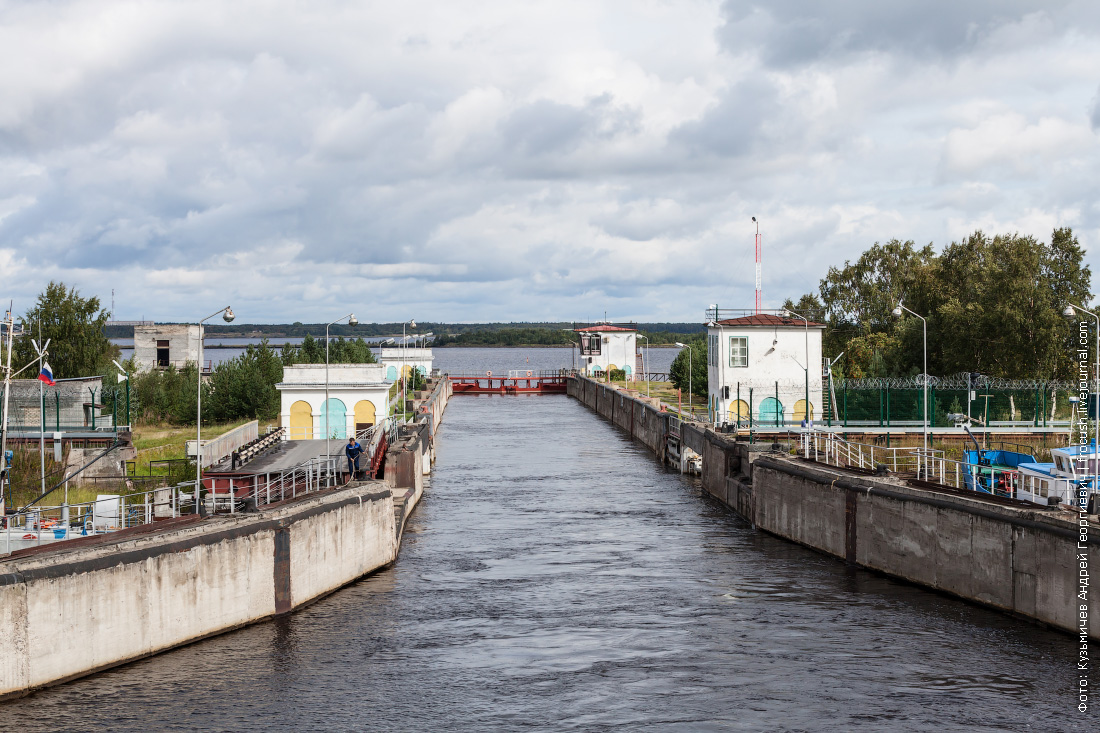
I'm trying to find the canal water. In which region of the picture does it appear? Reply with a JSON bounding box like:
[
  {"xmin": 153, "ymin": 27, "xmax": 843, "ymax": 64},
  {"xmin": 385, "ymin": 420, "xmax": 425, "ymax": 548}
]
[{"xmin": 4, "ymin": 396, "xmax": 1082, "ymax": 730}]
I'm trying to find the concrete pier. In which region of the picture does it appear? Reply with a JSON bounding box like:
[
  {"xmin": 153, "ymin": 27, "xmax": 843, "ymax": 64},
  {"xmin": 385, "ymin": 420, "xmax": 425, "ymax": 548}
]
[
  {"xmin": 567, "ymin": 374, "xmax": 1099, "ymax": 638},
  {"xmin": 0, "ymin": 377, "xmax": 452, "ymax": 701},
  {"xmin": 0, "ymin": 485, "xmax": 396, "ymax": 699}
]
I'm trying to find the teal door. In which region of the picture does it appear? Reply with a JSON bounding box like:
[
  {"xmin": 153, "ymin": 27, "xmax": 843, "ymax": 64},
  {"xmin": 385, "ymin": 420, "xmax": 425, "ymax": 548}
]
[
  {"xmin": 320, "ymin": 398, "xmax": 347, "ymax": 439},
  {"xmin": 759, "ymin": 397, "xmax": 784, "ymax": 426}
]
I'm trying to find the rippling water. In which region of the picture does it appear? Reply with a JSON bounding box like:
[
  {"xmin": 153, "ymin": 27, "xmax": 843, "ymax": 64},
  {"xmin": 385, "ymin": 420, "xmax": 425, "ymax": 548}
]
[{"xmin": 4, "ymin": 396, "xmax": 1083, "ymax": 730}]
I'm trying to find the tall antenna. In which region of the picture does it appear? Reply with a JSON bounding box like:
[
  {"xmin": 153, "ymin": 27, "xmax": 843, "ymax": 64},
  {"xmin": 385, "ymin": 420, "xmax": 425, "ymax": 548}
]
[
  {"xmin": 111, "ymin": 288, "xmax": 115, "ymax": 315},
  {"xmin": 752, "ymin": 217, "xmax": 761, "ymax": 313}
]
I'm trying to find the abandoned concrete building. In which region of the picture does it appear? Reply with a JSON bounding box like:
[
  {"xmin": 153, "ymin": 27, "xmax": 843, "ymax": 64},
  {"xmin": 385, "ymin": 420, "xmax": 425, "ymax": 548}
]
[{"xmin": 133, "ymin": 325, "xmax": 203, "ymax": 371}]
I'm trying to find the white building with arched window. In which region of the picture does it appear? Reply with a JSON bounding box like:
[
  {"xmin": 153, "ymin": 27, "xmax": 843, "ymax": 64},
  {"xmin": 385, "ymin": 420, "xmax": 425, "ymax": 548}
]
[
  {"xmin": 277, "ymin": 364, "xmax": 391, "ymax": 440},
  {"xmin": 706, "ymin": 313, "xmax": 824, "ymax": 427}
]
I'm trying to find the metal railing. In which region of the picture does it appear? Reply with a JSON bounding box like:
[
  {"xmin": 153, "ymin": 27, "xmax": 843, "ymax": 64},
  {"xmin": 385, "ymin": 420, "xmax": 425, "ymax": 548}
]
[
  {"xmin": 803, "ymin": 430, "xmax": 933, "ymax": 475},
  {"xmin": 795, "ymin": 429, "xmax": 1073, "ymax": 503},
  {"xmin": 448, "ymin": 370, "xmax": 567, "ymax": 379},
  {"xmin": 1, "ymin": 451, "xmax": 344, "ymax": 557},
  {"xmin": 185, "ymin": 420, "xmax": 260, "ymax": 468}
]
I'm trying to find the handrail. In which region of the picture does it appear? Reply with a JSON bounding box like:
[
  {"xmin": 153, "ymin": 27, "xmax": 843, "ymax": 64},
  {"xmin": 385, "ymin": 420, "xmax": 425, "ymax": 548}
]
[{"xmin": 2, "ymin": 444, "xmax": 346, "ymax": 557}]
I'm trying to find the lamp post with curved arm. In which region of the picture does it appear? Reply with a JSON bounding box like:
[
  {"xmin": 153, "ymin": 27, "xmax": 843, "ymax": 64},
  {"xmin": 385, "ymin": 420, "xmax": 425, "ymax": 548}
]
[
  {"xmin": 637, "ymin": 334, "xmax": 649, "ymax": 397},
  {"xmin": 195, "ymin": 306, "xmax": 235, "ymax": 514},
  {"xmin": 325, "ymin": 313, "xmax": 358, "ymax": 461},
  {"xmin": 675, "ymin": 342, "xmax": 691, "ymax": 418},
  {"xmin": 892, "ymin": 302, "xmax": 927, "ymax": 455},
  {"xmin": 783, "ymin": 309, "xmax": 811, "ymax": 427},
  {"xmin": 402, "ymin": 319, "xmax": 416, "ymax": 418}
]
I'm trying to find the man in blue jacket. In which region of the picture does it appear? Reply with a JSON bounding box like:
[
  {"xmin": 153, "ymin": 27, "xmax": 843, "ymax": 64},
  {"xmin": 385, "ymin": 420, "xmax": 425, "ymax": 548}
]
[{"xmin": 345, "ymin": 437, "xmax": 364, "ymax": 483}]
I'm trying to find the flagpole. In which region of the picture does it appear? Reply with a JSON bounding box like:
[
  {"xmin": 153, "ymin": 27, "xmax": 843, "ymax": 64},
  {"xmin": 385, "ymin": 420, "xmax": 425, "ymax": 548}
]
[{"xmin": 36, "ymin": 322, "xmax": 45, "ymax": 498}]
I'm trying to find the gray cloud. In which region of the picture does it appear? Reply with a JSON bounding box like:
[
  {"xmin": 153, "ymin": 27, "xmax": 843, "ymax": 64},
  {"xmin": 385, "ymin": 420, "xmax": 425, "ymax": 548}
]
[
  {"xmin": 717, "ymin": 0, "xmax": 1071, "ymax": 67},
  {"xmin": 0, "ymin": 0, "xmax": 1097, "ymax": 323},
  {"xmin": 670, "ymin": 79, "xmax": 781, "ymax": 158}
]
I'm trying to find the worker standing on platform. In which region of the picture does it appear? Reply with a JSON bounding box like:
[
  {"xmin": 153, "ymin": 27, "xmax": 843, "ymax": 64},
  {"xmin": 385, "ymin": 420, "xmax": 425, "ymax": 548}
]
[{"xmin": 345, "ymin": 436, "xmax": 364, "ymax": 483}]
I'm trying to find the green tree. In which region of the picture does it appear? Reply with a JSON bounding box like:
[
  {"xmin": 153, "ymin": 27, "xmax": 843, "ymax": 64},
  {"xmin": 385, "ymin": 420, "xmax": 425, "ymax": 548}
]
[
  {"xmin": 130, "ymin": 364, "xmax": 198, "ymax": 424},
  {"xmin": 790, "ymin": 229, "xmax": 1090, "ymax": 382},
  {"xmin": 206, "ymin": 340, "xmax": 283, "ymax": 422},
  {"xmin": 281, "ymin": 335, "xmax": 376, "ymax": 366},
  {"xmin": 14, "ymin": 282, "xmax": 117, "ymax": 380},
  {"xmin": 936, "ymin": 230, "xmax": 1089, "ymax": 379},
  {"xmin": 300, "ymin": 333, "xmax": 323, "ymax": 363},
  {"xmin": 669, "ymin": 337, "xmax": 707, "ymax": 398}
]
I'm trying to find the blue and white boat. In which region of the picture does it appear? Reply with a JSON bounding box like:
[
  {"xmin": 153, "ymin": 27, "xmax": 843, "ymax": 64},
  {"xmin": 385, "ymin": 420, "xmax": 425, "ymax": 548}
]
[
  {"xmin": 1016, "ymin": 443, "xmax": 1100, "ymax": 509},
  {"xmin": 962, "ymin": 442, "xmax": 1036, "ymax": 496}
]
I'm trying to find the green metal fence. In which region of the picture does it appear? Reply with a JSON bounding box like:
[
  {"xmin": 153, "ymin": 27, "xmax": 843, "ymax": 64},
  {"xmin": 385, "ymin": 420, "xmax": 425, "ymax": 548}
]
[{"xmin": 827, "ymin": 375, "xmax": 1077, "ymax": 428}]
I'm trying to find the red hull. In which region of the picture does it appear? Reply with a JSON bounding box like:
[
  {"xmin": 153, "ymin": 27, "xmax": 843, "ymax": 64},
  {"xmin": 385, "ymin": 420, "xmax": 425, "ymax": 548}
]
[{"xmin": 450, "ymin": 376, "xmax": 568, "ymax": 395}]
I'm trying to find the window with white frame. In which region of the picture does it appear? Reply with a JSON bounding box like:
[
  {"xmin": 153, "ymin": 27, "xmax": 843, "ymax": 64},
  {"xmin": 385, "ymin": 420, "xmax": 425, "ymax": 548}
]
[
  {"xmin": 729, "ymin": 337, "xmax": 748, "ymax": 367},
  {"xmin": 708, "ymin": 334, "xmax": 719, "ymax": 366}
]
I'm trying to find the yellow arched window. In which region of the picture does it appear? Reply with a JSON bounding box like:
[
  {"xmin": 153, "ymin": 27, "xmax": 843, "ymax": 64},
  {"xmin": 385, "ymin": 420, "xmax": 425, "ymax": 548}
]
[
  {"xmin": 793, "ymin": 399, "xmax": 815, "ymax": 422},
  {"xmin": 289, "ymin": 401, "xmax": 313, "ymax": 440},
  {"xmin": 728, "ymin": 399, "xmax": 750, "ymax": 424},
  {"xmin": 354, "ymin": 400, "xmax": 377, "ymax": 433}
]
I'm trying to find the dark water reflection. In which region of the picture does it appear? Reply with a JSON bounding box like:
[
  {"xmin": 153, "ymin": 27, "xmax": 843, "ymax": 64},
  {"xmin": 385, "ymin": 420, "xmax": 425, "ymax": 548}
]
[{"xmin": 4, "ymin": 396, "xmax": 1084, "ymax": 731}]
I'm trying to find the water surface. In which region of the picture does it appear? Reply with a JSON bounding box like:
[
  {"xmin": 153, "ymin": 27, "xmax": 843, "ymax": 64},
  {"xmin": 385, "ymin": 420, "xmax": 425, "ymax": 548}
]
[{"xmin": 3, "ymin": 396, "xmax": 1081, "ymax": 730}]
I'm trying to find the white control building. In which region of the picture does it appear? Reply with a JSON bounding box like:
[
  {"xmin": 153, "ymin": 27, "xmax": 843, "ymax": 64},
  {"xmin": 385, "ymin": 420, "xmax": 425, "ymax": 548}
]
[
  {"xmin": 276, "ymin": 364, "xmax": 391, "ymax": 440},
  {"xmin": 575, "ymin": 324, "xmax": 640, "ymax": 380},
  {"xmin": 706, "ymin": 312, "xmax": 824, "ymax": 427}
]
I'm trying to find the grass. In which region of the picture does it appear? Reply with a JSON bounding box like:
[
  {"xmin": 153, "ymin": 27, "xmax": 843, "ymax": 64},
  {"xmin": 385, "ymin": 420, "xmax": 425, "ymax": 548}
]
[
  {"xmin": 6, "ymin": 418, "xmax": 257, "ymax": 511},
  {"xmin": 600, "ymin": 379, "xmax": 707, "ymax": 415},
  {"xmin": 129, "ymin": 419, "xmax": 254, "ymax": 475}
]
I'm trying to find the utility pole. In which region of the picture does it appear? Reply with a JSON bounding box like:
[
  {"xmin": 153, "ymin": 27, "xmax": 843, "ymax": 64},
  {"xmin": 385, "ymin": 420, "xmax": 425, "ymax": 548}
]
[{"xmin": 0, "ymin": 310, "xmax": 14, "ymax": 518}]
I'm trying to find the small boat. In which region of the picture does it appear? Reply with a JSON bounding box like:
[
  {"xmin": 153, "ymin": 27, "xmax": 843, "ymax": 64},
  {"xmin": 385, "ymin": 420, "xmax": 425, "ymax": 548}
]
[
  {"xmin": 1016, "ymin": 442, "xmax": 1100, "ymax": 510},
  {"xmin": 961, "ymin": 428, "xmax": 1036, "ymax": 498}
]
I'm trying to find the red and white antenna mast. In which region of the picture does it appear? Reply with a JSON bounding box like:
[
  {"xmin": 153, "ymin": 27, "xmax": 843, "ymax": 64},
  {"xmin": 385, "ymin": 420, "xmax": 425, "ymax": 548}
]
[{"xmin": 752, "ymin": 216, "xmax": 761, "ymax": 313}]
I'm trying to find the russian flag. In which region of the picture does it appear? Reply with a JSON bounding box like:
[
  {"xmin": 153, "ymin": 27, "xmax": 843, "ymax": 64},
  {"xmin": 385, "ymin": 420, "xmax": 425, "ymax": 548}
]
[{"xmin": 38, "ymin": 362, "xmax": 55, "ymax": 386}]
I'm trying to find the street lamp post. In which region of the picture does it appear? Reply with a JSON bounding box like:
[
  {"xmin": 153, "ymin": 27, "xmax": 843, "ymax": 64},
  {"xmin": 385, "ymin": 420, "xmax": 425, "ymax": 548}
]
[
  {"xmin": 637, "ymin": 334, "xmax": 649, "ymax": 397},
  {"xmin": 675, "ymin": 342, "xmax": 691, "ymax": 418},
  {"xmin": 784, "ymin": 309, "xmax": 811, "ymax": 427},
  {"xmin": 892, "ymin": 301, "xmax": 928, "ymax": 458},
  {"xmin": 1064, "ymin": 304, "xmax": 1098, "ymax": 504},
  {"xmin": 326, "ymin": 313, "xmax": 358, "ymax": 462},
  {"xmin": 195, "ymin": 306, "xmax": 235, "ymax": 514},
  {"xmin": 402, "ymin": 319, "xmax": 416, "ymax": 418}
]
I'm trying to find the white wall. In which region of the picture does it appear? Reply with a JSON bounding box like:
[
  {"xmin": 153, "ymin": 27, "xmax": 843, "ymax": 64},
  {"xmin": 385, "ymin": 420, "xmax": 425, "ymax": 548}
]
[
  {"xmin": 280, "ymin": 364, "xmax": 387, "ymax": 384},
  {"xmin": 579, "ymin": 331, "xmax": 639, "ymax": 379},
  {"xmin": 277, "ymin": 364, "xmax": 391, "ymax": 438},
  {"xmin": 0, "ymin": 486, "xmax": 397, "ymax": 699},
  {"xmin": 707, "ymin": 325, "xmax": 824, "ymax": 425},
  {"xmin": 378, "ymin": 347, "xmax": 433, "ymax": 380},
  {"xmin": 133, "ymin": 325, "xmax": 202, "ymax": 372}
]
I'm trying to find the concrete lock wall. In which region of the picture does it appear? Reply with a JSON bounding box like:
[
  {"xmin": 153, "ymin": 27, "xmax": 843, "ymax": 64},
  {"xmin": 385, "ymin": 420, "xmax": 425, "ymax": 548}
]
[
  {"xmin": 567, "ymin": 375, "xmax": 667, "ymax": 458},
  {"xmin": 567, "ymin": 373, "xmax": 1098, "ymax": 639},
  {"xmin": 748, "ymin": 458, "xmax": 1099, "ymax": 637},
  {"xmin": 0, "ymin": 485, "xmax": 396, "ymax": 699}
]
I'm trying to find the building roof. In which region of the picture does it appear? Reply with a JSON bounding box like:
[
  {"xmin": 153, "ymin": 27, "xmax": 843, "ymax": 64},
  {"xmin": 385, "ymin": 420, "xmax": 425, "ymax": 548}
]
[
  {"xmin": 713, "ymin": 314, "xmax": 825, "ymax": 328},
  {"xmin": 574, "ymin": 325, "xmax": 637, "ymax": 333}
]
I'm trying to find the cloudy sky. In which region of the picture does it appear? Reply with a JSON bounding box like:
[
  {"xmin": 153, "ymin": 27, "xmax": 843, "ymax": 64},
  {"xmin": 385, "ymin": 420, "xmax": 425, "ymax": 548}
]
[{"xmin": 1, "ymin": 1, "xmax": 1098, "ymax": 324}]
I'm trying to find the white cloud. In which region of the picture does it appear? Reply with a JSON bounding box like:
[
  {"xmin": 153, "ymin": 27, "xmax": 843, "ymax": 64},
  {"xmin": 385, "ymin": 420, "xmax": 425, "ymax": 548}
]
[{"xmin": 0, "ymin": 0, "xmax": 1097, "ymax": 322}]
